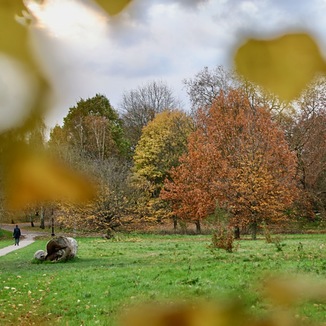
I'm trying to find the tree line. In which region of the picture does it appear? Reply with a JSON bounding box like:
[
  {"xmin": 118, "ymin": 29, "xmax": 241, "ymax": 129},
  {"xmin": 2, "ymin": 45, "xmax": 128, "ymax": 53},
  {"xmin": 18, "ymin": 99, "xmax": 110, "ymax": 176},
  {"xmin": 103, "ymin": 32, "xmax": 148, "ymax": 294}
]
[{"xmin": 13, "ymin": 67, "xmax": 326, "ymax": 236}]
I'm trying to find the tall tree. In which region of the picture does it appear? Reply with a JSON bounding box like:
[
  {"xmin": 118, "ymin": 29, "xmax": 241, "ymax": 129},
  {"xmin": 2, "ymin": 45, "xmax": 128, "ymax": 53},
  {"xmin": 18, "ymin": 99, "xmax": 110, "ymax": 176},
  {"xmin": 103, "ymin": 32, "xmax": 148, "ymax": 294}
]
[
  {"xmin": 184, "ymin": 65, "xmax": 292, "ymax": 121},
  {"xmin": 184, "ymin": 66, "xmax": 236, "ymax": 113},
  {"xmin": 161, "ymin": 90, "xmax": 298, "ymax": 237},
  {"xmin": 288, "ymin": 77, "xmax": 326, "ymax": 218},
  {"xmin": 133, "ymin": 110, "xmax": 193, "ymax": 195},
  {"xmin": 51, "ymin": 94, "xmax": 130, "ymax": 160},
  {"xmin": 120, "ymin": 81, "xmax": 180, "ymax": 148},
  {"xmin": 133, "ymin": 110, "xmax": 193, "ymax": 222}
]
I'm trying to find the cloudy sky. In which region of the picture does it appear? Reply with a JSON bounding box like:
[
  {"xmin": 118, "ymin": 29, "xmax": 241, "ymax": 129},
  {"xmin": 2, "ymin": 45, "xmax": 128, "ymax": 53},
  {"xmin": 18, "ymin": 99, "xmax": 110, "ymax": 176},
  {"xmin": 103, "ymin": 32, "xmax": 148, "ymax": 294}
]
[{"xmin": 25, "ymin": 0, "xmax": 326, "ymax": 128}]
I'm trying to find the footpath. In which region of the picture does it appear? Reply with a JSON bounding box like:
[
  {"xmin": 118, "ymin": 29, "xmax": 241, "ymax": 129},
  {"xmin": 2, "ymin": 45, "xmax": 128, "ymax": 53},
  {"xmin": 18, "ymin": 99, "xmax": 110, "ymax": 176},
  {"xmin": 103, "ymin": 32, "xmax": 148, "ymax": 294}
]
[{"xmin": 0, "ymin": 224, "xmax": 46, "ymax": 257}]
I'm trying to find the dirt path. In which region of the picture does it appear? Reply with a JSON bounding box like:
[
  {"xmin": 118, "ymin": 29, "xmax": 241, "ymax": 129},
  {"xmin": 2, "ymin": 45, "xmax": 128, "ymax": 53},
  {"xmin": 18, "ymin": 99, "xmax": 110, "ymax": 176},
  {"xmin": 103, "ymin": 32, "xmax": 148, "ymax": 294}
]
[{"xmin": 0, "ymin": 224, "xmax": 47, "ymax": 257}]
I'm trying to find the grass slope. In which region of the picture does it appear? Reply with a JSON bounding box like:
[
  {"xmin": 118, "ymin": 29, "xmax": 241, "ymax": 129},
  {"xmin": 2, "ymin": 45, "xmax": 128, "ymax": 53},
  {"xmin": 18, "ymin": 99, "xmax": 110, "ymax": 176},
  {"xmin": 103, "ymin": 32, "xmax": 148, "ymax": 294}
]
[
  {"xmin": 0, "ymin": 228, "xmax": 14, "ymax": 249},
  {"xmin": 0, "ymin": 234, "xmax": 325, "ymax": 325}
]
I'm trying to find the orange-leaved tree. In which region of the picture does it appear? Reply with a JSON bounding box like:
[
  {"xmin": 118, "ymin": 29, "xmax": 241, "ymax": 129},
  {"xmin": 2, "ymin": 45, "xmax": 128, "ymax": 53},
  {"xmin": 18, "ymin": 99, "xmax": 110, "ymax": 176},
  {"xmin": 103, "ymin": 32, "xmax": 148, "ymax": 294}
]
[{"xmin": 161, "ymin": 90, "xmax": 298, "ymax": 237}]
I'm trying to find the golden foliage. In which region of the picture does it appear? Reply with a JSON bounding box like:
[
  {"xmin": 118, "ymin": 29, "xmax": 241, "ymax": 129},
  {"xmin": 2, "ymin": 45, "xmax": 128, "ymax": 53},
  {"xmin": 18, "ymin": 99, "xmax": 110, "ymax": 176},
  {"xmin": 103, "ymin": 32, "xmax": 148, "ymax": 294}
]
[
  {"xmin": 94, "ymin": 0, "xmax": 132, "ymax": 16},
  {"xmin": 121, "ymin": 276, "xmax": 326, "ymax": 326},
  {"xmin": 234, "ymin": 33, "xmax": 326, "ymax": 101},
  {"xmin": 4, "ymin": 151, "xmax": 96, "ymax": 210}
]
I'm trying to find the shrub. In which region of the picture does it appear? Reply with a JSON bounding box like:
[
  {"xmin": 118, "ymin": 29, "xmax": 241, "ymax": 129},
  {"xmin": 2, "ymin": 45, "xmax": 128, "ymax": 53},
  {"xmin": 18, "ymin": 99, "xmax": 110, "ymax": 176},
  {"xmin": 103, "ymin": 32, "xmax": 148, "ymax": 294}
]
[{"xmin": 210, "ymin": 224, "xmax": 236, "ymax": 253}]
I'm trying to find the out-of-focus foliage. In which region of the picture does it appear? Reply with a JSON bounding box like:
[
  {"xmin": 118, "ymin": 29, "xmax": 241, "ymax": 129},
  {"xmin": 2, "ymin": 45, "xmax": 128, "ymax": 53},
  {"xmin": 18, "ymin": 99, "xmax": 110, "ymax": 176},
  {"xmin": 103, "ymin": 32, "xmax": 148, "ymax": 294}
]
[
  {"xmin": 94, "ymin": 0, "xmax": 132, "ymax": 16},
  {"xmin": 161, "ymin": 90, "xmax": 298, "ymax": 237},
  {"xmin": 0, "ymin": 0, "xmax": 99, "ymax": 210},
  {"xmin": 122, "ymin": 301, "xmax": 246, "ymax": 326},
  {"xmin": 234, "ymin": 33, "xmax": 326, "ymax": 101},
  {"xmin": 0, "ymin": 0, "xmax": 50, "ymax": 133},
  {"xmin": 4, "ymin": 148, "xmax": 95, "ymax": 210},
  {"xmin": 121, "ymin": 275, "xmax": 326, "ymax": 326}
]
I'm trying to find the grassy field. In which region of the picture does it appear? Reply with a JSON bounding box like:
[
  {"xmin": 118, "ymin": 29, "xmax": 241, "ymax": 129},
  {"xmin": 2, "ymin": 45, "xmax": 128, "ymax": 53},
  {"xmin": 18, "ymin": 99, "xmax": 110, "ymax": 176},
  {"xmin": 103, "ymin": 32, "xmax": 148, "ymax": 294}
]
[
  {"xmin": 0, "ymin": 229, "xmax": 14, "ymax": 249},
  {"xmin": 0, "ymin": 233, "xmax": 325, "ymax": 325}
]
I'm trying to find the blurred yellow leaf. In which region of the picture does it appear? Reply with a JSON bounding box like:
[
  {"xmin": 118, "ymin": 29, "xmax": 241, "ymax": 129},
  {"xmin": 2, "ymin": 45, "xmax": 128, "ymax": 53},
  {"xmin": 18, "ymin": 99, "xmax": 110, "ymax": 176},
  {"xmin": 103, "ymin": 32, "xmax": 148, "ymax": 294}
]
[
  {"xmin": 264, "ymin": 275, "xmax": 326, "ymax": 306},
  {"xmin": 4, "ymin": 152, "xmax": 96, "ymax": 210},
  {"xmin": 0, "ymin": 0, "xmax": 51, "ymax": 134},
  {"xmin": 94, "ymin": 0, "xmax": 132, "ymax": 16},
  {"xmin": 121, "ymin": 301, "xmax": 246, "ymax": 326},
  {"xmin": 234, "ymin": 33, "xmax": 326, "ymax": 101},
  {"xmin": 0, "ymin": 1, "xmax": 31, "ymax": 64}
]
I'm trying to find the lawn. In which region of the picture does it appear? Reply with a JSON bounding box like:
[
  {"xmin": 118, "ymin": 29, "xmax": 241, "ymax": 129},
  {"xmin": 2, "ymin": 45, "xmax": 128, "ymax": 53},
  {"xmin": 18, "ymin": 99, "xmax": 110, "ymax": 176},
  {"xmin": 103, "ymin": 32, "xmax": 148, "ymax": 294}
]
[
  {"xmin": 0, "ymin": 229, "xmax": 14, "ymax": 249},
  {"xmin": 0, "ymin": 233, "xmax": 325, "ymax": 325}
]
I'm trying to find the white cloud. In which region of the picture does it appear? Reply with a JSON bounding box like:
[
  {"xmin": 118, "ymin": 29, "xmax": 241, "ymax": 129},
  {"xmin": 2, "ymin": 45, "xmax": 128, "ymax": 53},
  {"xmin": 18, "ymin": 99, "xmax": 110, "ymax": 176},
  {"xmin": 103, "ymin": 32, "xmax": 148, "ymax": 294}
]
[{"xmin": 25, "ymin": 0, "xmax": 326, "ymax": 129}]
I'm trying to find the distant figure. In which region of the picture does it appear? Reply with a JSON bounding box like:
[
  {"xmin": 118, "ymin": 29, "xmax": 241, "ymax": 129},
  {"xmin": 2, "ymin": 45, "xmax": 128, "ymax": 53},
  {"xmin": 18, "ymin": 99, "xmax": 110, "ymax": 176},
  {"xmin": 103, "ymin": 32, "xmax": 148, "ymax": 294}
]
[{"xmin": 13, "ymin": 225, "xmax": 21, "ymax": 246}]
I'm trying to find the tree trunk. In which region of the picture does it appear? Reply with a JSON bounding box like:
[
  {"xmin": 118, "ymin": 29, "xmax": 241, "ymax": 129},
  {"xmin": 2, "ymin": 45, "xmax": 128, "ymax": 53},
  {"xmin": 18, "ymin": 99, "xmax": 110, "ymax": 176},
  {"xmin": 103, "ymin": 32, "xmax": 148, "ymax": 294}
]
[
  {"xmin": 251, "ymin": 221, "xmax": 258, "ymax": 240},
  {"xmin": 29, "ymin": 214, "xmax": 34, "ymax": 227},
  {"xmin": 195, "ymin": 220, "xmax": 201, "ymax": 234},
  {"xmin": 234, "ymin": 226, "xmax": 240, "ymax": 239},
  {"xmin": 40, "ymin": 206, "xmax": 45, "ymax": 229},
  {"xmin": 173, "ymin": 216, "xmax": 177, "ymax": 230}
]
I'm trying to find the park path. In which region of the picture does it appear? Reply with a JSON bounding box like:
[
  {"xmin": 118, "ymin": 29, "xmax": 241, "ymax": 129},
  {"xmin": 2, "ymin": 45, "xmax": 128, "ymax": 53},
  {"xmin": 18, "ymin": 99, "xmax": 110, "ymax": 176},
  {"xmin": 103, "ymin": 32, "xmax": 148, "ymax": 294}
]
[{"xmin": 0, "ymin": 224, "xmax": 46, "ymax": 257}]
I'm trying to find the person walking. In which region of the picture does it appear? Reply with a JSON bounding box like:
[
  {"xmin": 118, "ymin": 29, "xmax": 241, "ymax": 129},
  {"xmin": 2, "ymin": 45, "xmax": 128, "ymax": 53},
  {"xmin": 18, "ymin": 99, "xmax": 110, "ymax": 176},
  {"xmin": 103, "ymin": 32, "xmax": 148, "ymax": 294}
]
[{"xmin": 13, "ymin": 225, "xmax": 21, "ymax": 246}]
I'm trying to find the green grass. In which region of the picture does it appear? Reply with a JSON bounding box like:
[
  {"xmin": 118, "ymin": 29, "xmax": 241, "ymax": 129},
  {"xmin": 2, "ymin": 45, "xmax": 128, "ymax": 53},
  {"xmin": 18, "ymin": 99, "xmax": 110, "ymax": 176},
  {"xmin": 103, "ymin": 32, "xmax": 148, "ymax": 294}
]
[
  {"xmin": 0, "ymin": 233, "xmax": 325, "ymax": 325},
  {"xmin": 0, "ymin": 229, "xmax": 13, "ymax": 249}
]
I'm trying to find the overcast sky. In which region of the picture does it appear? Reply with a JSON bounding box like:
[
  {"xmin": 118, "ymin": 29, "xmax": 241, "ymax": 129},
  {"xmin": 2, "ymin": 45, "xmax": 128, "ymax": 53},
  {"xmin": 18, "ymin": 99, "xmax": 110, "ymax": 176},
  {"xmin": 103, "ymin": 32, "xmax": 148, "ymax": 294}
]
[{"xmin": 25, "ymin": 0, "xmax": 326, "ymax": 128}]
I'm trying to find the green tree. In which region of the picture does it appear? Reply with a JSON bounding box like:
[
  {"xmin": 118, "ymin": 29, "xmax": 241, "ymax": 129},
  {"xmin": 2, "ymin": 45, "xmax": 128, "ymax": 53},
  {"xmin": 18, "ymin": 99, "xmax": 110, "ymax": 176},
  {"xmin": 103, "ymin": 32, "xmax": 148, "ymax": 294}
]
[{"xmin": 57, "ymin": 94, "xmax": 130, "ymax": 160}]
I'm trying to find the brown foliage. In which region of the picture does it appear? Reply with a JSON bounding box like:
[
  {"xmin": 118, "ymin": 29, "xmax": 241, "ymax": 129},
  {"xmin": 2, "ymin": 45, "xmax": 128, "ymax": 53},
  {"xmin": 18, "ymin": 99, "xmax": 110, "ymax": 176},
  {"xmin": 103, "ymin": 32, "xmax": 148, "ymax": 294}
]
[{"xmin": 161, "ymin": 90, "xmax": 299, "ymax": 234}]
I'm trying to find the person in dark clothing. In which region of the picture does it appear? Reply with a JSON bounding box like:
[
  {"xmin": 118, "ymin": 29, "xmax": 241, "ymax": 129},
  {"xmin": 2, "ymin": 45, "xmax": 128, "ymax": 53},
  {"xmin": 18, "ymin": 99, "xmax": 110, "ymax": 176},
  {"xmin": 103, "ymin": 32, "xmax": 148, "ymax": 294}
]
[{"xmin": 13, "ymin": 225, "xmax": 21, "ymax": 246}]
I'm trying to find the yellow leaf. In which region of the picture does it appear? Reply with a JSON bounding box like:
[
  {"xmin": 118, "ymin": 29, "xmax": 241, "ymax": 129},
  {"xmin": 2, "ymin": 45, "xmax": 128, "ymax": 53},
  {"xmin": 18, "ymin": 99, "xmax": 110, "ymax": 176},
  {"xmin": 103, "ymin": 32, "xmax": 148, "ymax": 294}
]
[
  {"xmin": 4, "ymin": 152, "xmax": 96, "ymax": 210},
  {"xmin": 0, "ymin": 1, "xmax": 31, "ymax": 64},
  {"xmin": 264, "ymin": 275, "xmax": 326, "ymax": 306},
  {"xmin": 94, "ymin": 0, "xmax": 132, "ymax": 16},
  {"xmin": 0, "ymin": 1, "xmax": 52, "ymax": 132},
  {"xmin": 234, "ymin": 33, "xmax": 326, "ymax": 101}
]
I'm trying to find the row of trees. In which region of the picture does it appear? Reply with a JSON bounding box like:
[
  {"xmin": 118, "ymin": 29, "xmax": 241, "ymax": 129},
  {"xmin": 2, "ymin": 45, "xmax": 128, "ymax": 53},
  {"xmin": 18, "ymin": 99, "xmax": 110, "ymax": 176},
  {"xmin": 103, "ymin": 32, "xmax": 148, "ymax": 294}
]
[{"xmin": 24, "ymin": 67, "xmax": 326, "ymax": 235}]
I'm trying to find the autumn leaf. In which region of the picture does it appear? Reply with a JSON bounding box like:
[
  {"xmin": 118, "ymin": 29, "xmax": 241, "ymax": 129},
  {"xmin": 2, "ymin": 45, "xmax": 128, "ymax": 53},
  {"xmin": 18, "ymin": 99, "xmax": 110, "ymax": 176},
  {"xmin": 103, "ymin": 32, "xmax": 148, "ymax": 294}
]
[
  {"xmin": 234, "ymin": 33, "xmax": 326, "ymax": 101},
  {"xmin": 0, "ymin": 0, "xmax": 51, "ymax": 145},
  {"xmin": 0, "ymin": 1, "xmax": 31, "ymax": 64},
  {"xmin": 4, "ymin": 152, "xmax": 96, "ymax": 210},
  {"xmin": 264, "ymin": 275, "xmax": 326, "ymax": 306},
  {"xmin": 94, "ymin": 0, "xmax": 132, "ymax": 16}
]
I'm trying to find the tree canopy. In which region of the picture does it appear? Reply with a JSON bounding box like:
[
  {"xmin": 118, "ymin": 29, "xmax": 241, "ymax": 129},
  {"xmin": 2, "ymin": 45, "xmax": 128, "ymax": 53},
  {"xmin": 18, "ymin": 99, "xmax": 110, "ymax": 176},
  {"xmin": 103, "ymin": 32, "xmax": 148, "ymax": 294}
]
[
  {"xmin": 133, "ymin": 110, "xmax": 193, "ymax": 195},
  {"xmin": 161, "ymin": 90, "xmax": 299, "ymax": 236},
  {"xmin": 50, "ymin": 94, "xmax": 130, "ymax": 160}
]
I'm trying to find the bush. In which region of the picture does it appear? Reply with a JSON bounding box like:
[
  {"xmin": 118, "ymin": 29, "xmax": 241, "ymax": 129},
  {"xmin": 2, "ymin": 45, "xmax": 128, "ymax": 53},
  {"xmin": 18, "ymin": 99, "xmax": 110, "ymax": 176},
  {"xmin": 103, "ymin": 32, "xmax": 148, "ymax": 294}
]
[{"xmin": 210, "ymin": 224, "xmax": 236, "ymax": 253}]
